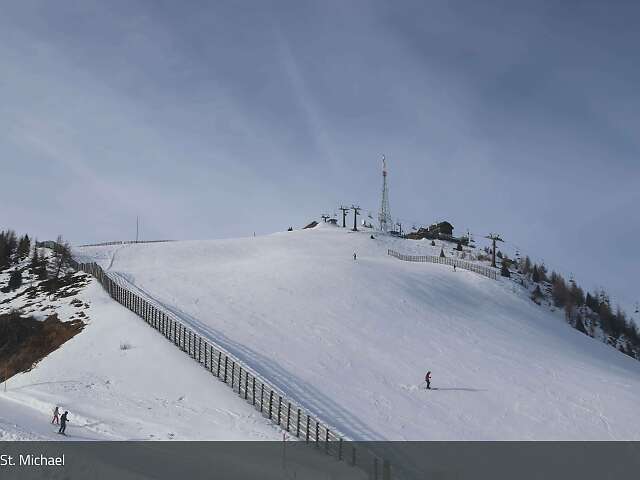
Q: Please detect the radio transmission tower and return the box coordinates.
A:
[378,155,392,232]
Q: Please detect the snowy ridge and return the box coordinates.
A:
[73,223,640,443]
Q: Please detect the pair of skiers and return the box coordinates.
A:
[52,406,69,434]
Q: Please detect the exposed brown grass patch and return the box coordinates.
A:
[0,311,84,382]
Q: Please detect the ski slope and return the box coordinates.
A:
[0,275,282,441]
[74,223,640,440]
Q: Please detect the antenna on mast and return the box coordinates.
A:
[378,154,392,233]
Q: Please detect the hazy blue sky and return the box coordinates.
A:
[1,1,638,311]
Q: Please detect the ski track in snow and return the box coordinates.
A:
[0,264,283,442]
[73,225,640,441]
[107,270,383,440]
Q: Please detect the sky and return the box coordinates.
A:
[1,0,638,312]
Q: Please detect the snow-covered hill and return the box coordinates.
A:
[74,223,640,440]
[0,258,281,441]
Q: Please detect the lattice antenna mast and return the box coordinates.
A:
[378,155,392,232]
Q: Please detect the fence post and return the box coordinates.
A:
[286,402,291,432]
[244,371,249,400]
[203,340,207,368]
[260,384,264,413]
[252,377,256,405]
[325,429,329,454]
[224,356,228,383]
[268,390,273,420]
[277,396,282,425]
[231,362,235,389]
[306,416,310,443]
[217,352,222,378]
[296,409,301,437]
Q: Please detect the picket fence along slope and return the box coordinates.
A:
[69,257,391,479]
[387,249,498,280]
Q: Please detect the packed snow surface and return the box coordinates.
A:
[0,275,281,441]
[74,224,640,440]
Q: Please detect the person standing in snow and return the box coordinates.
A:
[51,406,60,425]
[425,371,432,390]
[453,265,457,272]
[58,411,69,435]
[353,252,357,261]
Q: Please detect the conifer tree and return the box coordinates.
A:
[531,285,543,301]
[16,234,31,259]
[8,269,22,290]
[0,230,18,268]
[30,242,40,271]
[532,265,541,283]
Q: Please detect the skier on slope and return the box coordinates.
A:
[51,406,60,425]
[425,371,432,390]
[353,252,357,261]
[58,411,69,435]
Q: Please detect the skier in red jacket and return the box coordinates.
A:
[425,371,432,390]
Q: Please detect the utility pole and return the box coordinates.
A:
[396,221,402,236]
[485,233,504,268]
[351,205,361,231]
[339,206,350,228]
